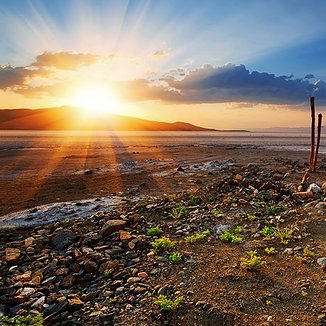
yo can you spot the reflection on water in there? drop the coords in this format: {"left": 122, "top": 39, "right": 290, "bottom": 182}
{"left": 0, "top": 130, "right": 324, "bottom": 153}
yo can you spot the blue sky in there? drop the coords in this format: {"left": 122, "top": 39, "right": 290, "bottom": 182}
{"left": 1, "top": 0, "right": 326, "bottom": 128}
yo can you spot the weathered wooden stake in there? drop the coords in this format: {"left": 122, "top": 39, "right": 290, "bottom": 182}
{"left": 312, "top": 113, "right": 323, "bottom": 171}
{"left": 309, "top": 97, "right": 315, "bottom": 170}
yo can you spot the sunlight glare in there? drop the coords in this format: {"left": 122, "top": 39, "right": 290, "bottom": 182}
{"left": 69, "top": 85, "right": 120, "bottom": 116}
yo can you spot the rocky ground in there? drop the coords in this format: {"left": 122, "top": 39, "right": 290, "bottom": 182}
{"left": 0, "top": 161, "right": 326, "bottom": 325}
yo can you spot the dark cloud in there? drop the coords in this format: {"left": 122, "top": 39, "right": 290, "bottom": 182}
{"left": 31, "top": 51, "right": 101, "bottom": 70}
{"left": 162, "top": 64, "right": 326, "bottom": 105}
{"left": 305, "top": 74, "right": 315, "bottom": 79}
{"left": 0, "top": 65, "right": 40, "bottom": 89}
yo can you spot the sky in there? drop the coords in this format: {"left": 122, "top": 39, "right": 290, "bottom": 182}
{"left": 1, "top": 0, "right": 326, "bottom": 129}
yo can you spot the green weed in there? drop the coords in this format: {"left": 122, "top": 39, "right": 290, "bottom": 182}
{"left": 240, "top": 250, "right": 265, "bottom": 270}
{"left": 151, "top": 237, "right": 175, "bottom": 251}
{"left": 153, "top": 295, "right": 184, "bottom": 311}
{"left": 185, "top": 230, "right": 211, "bottom": 243}
{"left": 147, "top": 227, "right": 164, "bottom": 237}
{"left": 169, "top": 252, "right": 183, "bottom": 263}
{"left": 260, "top": 226, "right": 275, "bottom": 237}
{"left": 0, "top": 313, "right": 43, "bottom": 326}
{"left": 273, "top": 226, "right": 294, "bottom": 244}
{"left": 169, "top": 203, "right": 187, "bottom": 219}
{"left": 219, "top": 230, "right": 242, "bottom": 243}
{"left": 264, "top": 247, "right": 276, "bottom": 255}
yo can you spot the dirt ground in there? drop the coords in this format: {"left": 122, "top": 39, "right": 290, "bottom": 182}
{"left": 1, "top": 143, "right": 325, "bottom": 217}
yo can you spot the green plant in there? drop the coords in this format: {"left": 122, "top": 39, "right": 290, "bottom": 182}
{"left": 240, "top": 250, "right": 265, "bottom": 270}
{"left": 151, "top": 237, "right": 175, "bottom": 251}
{"left": 212, "top": 208, "right": 225, "bottom": 218}
{"left": 147, "top": 227, "right": 164, "bottom": 237}
{"left": 264, "top": 247, "right": 276, "bottom": 255}
{"left": 233, "top": 225, "right": 243, "bottom": 234}
{"left": 227, "top": 197, "right": 237, "bottom": 204}
{"left": 184, "top": 230, "right": 211, "bottom": 243}
{"left": 219, "top": 230, "right": 242, "bottom": 243}
{"left": 247, "top": 214, "right": 257, "bottom": 221}
{"left": 188, "top": 194, "right": 201, "bottom": 205}
{"left": 273, "top": 226, "right": 294, "bottom": 244}
{"left": 301, "top": 290, "right": 308, "bottom": 297}
{"left": 103, "top": 268, "right": 114, "bottom": 277}
{"left": 0, "top": 313, "right": 43, "bottom": 326}
{"left": 169, "top": 203, "right": 187, "bottom": 219}
{"left": 297, "top": 246, "right": 315, "bottom": 263}
{"left": 153, "top": 295, "right": 184, "bottom": 311}
{"left": 266, "top": 205, "right": 280, "bottom": 216}
{"left": 169, "top": 252, "right": 183, "bottom": 263}
{"left": 266, "top": 299, "right": 272, "bottom": 306}
{"left": 260, "top": 226, "right": 275, "bottom": 237}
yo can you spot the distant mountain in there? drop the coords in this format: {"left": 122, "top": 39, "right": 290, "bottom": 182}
{"left": 0, "top": 106, "right": 248, "bottom": 132}
{"left": 0, "top": 106, "right": 214, "bottom": 131}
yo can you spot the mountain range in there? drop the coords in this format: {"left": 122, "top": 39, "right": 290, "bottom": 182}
{"left": 0, "top": 106, "right": 248, "bottom": 132}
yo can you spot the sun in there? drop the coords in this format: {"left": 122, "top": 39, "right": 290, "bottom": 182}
{"left": 68, "top": 84, "right": 120, "bottom": 116}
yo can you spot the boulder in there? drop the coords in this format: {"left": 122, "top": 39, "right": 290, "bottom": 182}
{"left": 100, "top": 220, "right": 127, "bottom": 237}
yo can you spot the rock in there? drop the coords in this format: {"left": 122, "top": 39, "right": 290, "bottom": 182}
{"left": 24, "top": 237, "right": 35, "bottom": 247}
{"left": 322, "top": 182, "right": 326, "bottom": 194}
{"left": 68, "top": 297, "right": 84, "bottom": 310}
{"left": 315, "top": 202, "right": 326, "bottom": 210}
{"left": 157, "top": 286, "right": 168, "bottom": 295}
{"left": 133, "top": 287, "right": 146, "bottom": 294}
{"left": 84, "top": 260, "right": 98, "bottom": 273}
{"left": 119, "top": 230, "right": 132, "bottom": 240}
{"left": 31, "top": 295, "right": 46, "bottom": 308}
{"left": 84, "top": 169, "right": 93, "bottom": 175}
{"left": 127, "top": 277, "right": 141, "bottom": 283}
{"left": 137, "top": 272, "right": 148, "bottom": 279}
{"left": 283, "top": 248, "right": 294, "bottom": 255}
{"left": 51, "top": 231, "right": 77, "bottom": 250}
{"left": 235, "top": 174, "right": 243, "bottom": 182}
{"left": 307, "top": 183, "right": 322, "bottom": 194}
{"left": 56, "top": 268, "right": 69, "bottom": 276}
{"left": 5, "top": 248, "right": 21, "bottom": 263}
{"left": 61, "top": 275, "right": 76, "bottom": 287}
{"left": 14, "top": 271, "right": 32, "bottom": 282}
{"left": 292, "top": 191, "right": 312, "bottom": 200}
{"left": 16, "top": 287, "right": 35, "bottom": 298}
{"left": 177, "top": 166, "right": 184, "bottom": 172}
{"left": 100, "top": 220, "right": 127, "bottom": 237}
{"left": 128, "top": 241, "right": 136, "bottom": 250}
{"left": 317, "top": 257, "right": 326, "bottom": 267}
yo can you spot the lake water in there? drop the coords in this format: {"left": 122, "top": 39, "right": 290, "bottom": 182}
{"left": 0, "top": 130, "right": 325, "bottom": 153}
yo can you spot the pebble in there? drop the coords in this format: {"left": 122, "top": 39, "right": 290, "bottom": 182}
{"left": 317, "top": 257, "right": 326, "bottom": 267}
{"left": 5, "top": 248, "right": 21, "bottom": 263}
{"left": 100, "top": 220, "right": 127, "bottom": 237}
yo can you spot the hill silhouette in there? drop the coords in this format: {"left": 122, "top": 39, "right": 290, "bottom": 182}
{"left": 0, "top": 106, "right": 248, "bottom": 132}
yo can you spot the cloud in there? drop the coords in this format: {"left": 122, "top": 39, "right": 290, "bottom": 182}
{"left": 31, "top": 51, "right": 101, "bottom": 70}
{"left": 305, "top": 74, "right": 315, "bottom": 79}
{"left": 150, "top": 50, "right": 170, "bottom": 59}
{"left": 162, "top": 64, "right": 326, "bottom": 105}
{"left": 0, "top": 65, "right": 39, "bottom": 89}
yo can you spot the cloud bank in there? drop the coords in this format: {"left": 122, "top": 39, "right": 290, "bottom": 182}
{"left": 1, "top": 52, "right": 326, "bottom": 107}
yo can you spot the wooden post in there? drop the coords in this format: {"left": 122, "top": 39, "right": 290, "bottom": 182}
{"left": 309, "top": 97, "right": 315, "bottom": 170}
{"left": 312, "top": 113, "right": 323, "bottom": 171}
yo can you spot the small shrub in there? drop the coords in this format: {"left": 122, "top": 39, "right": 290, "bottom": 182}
{"left": 151, "top": 237, "right": 175, "bottom": 251}
{"left": 266, "top": 205, "right": 280, "bottom": 216}
{"left": 240, "top": 250, "right": 265, "bottom": 270}
{"left": 234, "top": 225, "right": 243, "bottom": 234}
{"left": 260, "top": 226, "right": 275, "bottom": 237}
{"left": 103, "top": 268, "right": 114, "bottom": 277}
{"left": 185, "top": 230, "right": 211, "bottom": 243}
{"left": 212, "top": 208, "right": 225, "bottom": 218}
{"left": 188, "top": 194, "right": 201, "bottom": 205}
{"left": 264, "top": 247, "right": 276, "bottom": 255}
{"left": 297, "top": 246, "right": 315, "bottom": 263}
{"left": 147, "top": 227, "right": 164, "bottom": 237}
{"left": 247, "top": 214, "right": 257, "bottom": 221}
{"left": 169, "top": 252, "right": 183, "bottom": 263}
{"left": 169, "top": 203, "right": 187, "bottom": 219}
{"left": 219, "top": 230, "right": 242, "bottom": 243}
{"left": 273, "top": 226, "right": 294, "bottom": 244}
{"left": 227, "top": 197, "right": 237, "bottom": 204}
{"left": 153, "top": 295, "right": 184, "bottom": 311}
{"left": 0, "top": 313, "right": 43, "bottom": 326}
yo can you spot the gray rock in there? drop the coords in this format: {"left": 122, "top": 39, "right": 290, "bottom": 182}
{"left": 51, "top": 231, "right": 77, "bottom": 250}
{"left": 100, "top": 220, "right": 127, "bottom": 237}
{"left": 317, "top": 257, "right": 326, "bottom": 267}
